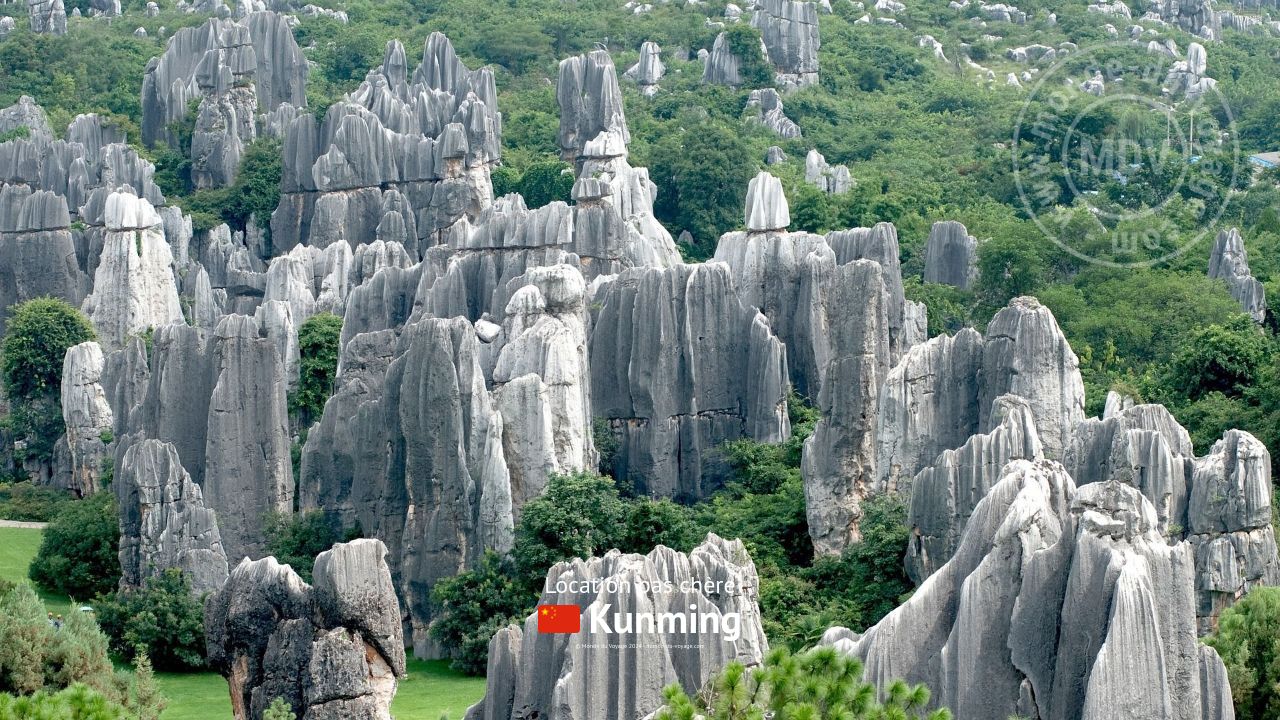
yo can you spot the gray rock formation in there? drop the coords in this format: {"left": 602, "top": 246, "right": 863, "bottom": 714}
{"left": 877, "top": 296, "right": 1085, "bottom": 491}
{"left": 0, "top": 185, "right": 88, "bottom": 335}
{"left": 299, "top": 317, "right": 513, "bottom": 656}
{"left": 0, "top": 96, "right": 53, "bottom": 142}
{"left": 922, "top": 220, "right": 977, "bottom": 289}
{"left": 747, "top": 88, "right": 802, "bottom": 139}
{"left": 81, "top": 191, "right": 185, "bottom": 349}
{"left": 116, "top": 439, "right": 229, "bottom": 595}
{"left": 744, "top": 171, "right": 789, "bottom": 232}
{"left": 271, "top": 33, "right": 500, "bottom": 254}
{"left": 590, "top": 263, "right": 790, "bottom": 499}
{"left": 624, "top": 41, "right": 665, "bottom": 96}
{"left": 702, "top": 31, "right": 749, "bottom": 86}
{"left": 205, "top": 539, "right": 406, "bottom": 720}
{"left": 58, "top": 342, "right": 114, "bottom": 497}
{"left": 905, "top": 394, "right": 1043, "bottom": 582}
{"left": 804, "top": 149, "right": 851, "bottom": 194}
{"left": 465, "top": 534, "right": 767, "bottom": 720}
{"left": 1208, "top": 227, "right": 1265, "bottom": 323}
{"left": 28, "top": 0, "right": 67, "bottom": 35}
{"left": 826, "top": 460, "right": 1237, "bottom": 720}
{"left": 751, "top": 0, "right": 820, "bottom": 89}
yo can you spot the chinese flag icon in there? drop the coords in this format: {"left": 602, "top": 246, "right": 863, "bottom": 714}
{"left": 537, "top": 604, "right": 581, "bottom": 634}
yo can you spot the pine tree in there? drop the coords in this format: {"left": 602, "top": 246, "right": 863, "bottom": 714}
{"left": 127, "top": 651, "right": 167, "bottom": 720}
{"left": 263, "top": 697, "right": 295, "bottom": 720}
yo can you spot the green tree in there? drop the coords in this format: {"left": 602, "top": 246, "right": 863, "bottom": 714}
{"left": 0, "top": 684, "right": 129, "bottom": 719}
{"left": 262, "top": 697, "right": 295, "bottom": 720}
{"left": 125, "top": 652, "right": 166, "bottom": 720}
{"left": 518, "top": 161, "right": 574, "bottom": 208}
{"left": 0, "top": 585, "right": 116, "bottom": 698}
{"left": 1166, "top": 315, "right": 1272, "bottom": 400}
{"left": 28, "top": 493, "right": 120, "bottom": 600}
{"left": 430, "top": 552, "right": 530, "bottom": 675}
{"left": 655, "top": 646, "right": 951, "bottom": 720}
{"left": 291, "top": 313, "right": 343, "bottom": 426}
{"left": 649, "top": 122, "right": 755, "bottom": 256}
{"left": 1205, "top": 586, "right": 1280, "bottom": 719}
{"left": 0, "top": 295, "right": 94, "bottom": 401}
{"left": 618, "top": 499, "right": 699, "bottom": 555}
{"left": 722, "top": 24, "right": 773, "bottom": 88}
{"left": 512, "top": 472, "right": 626, "bottom": 589}
{"left": 95, "top": 570, "right": 207, "bottom": 672}
{"left": 263, "top": 510, "right": 343, "bottom": 583}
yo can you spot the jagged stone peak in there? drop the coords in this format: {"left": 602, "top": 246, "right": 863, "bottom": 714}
{"left": 558, "top": 48, "right": 630, "bottom": 162}
{"left": 923, "top": 220, "right": 977, "bottom": 289}
{"left": 624, "top": 41, "right": 665, "bottom": 95}
{"left": 1208, "top": 226, "right": 1266, "bottom": 323}
{"left": 103, "top": 190, "right": 163, "bottom": 231}
{"left": 0, "top": 96, "right": 53, "bottom": 142}
{"left": 744, "top": 171, "right": 790, "bottom": 232}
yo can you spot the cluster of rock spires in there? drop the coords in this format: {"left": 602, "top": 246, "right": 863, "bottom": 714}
{"left": 205, "top": 539, "right": 406, "bottom": 720}
{"left": 703, "top": 0, "right": 820, "bottom": 89}
{"left": 824, "top": 460, "right": 1240, "bottom": 720}
{"left": 1208, "top": 227, "right": 1266, "bottom": 323}
{"left": 465, "top": 534, "right": 768, "bottom": 720}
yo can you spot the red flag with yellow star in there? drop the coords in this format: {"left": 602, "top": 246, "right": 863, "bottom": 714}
{"left": 537, "top": 604, "right": 580, "bottom": 633}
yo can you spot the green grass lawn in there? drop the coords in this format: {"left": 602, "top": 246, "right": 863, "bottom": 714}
{"left": 1, "top": 526, "right": 488, "bottom": 718}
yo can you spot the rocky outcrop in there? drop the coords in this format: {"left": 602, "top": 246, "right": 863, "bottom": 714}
{"left": 826, "top": 460, "right": 1237, "bottom": 720}
{"left": 271, "top": 33, "right": 500, "bottom": 254}
{"left": 624, "top": 41, "right": 665, "bottom": 96}
{"left": 747, "top": 88, "right": 801, "bottom": 138}
{"left": 0, "top": 185, "right": 87, "bottom": 336}
{"left": 57, "top": 342, "right": 115, "bottom": 497}
{"left": 116, "top": 439, "right": 229, "bottom": 595}
{"left": 1166, "top": 42, "right": 1217, "bottom": 100}
{"left": 465, "top": 534, "right": 767, "bottom": 720}
{"left": 81, "top": 191, "right": 185, "bottom": 349}
{"left": 877, "top": 296, "right": 1085, "bottom": 491}
{"left": 804, "top": 149, "right": 851, "bottom": 194}
{"left": 205, "top": 539, "right": 406, "bottom": 720}
{"left": 0, "top": 96, "right": 53, "bottom": 142}
{"left": 1208, "top": 227, "right": 1265, "bottom": 323}
{"left": 702, "top": 32, "right": 748, "bottom": 87}
{"left": 922, "top": 220, "right": 977, "bottom": 289}
{"left": 589, "top": 263, "right": 790, "bottom": 500}
{"left": 751, "top": 0, "right": 820, "bottom": 89}
{"left": 905, "top": 395, "right": 1043, "bottom": 582}
{"left": 491, "top": 265, "right": 595, "bottom": 516}
{"left": 300, "top": 317, "right": 513, "bottom": 656}
{"left": 28, "top": 0, "right": 67, "bottom": 35}
{"left": 744, "top": 171, "right": 789, "bottom": 232}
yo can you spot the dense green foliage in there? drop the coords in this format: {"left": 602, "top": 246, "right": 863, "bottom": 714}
{"left": 95, "top": 570, "right": 208, "bottom": 672}
{"left": 291, "top": 312, "right": 344, "bottom": 426}
{"left": 655, "top": 646, "right": 951, "bottom": 720}
{"left": 0, "top": 684, "right": 129, "bottom": 720}
{"left": 180, "top": 137, "right": 284, "bottom": 237}
{"left": 1206, "top": 586, "right": 1280, "bottom": 719}
{"left": 28, "top": 493, "right": 120, "bottom": 600}
{"left": 0, "top": 585, "right": 114, "bottom": 697}
{"left": 0, "top": 299, "right": 96, "bottom": 469}
{"left": 0, "top": 482, "right": 73, "bottom": 522}
{"left": 429, "top": 552, "right": 529, "bottom": 675}
{"left": 262, "top": 698, "right": 295, "bottom": 720}
{"left": 263, "top": 509, "right": 349, "bottom": 583}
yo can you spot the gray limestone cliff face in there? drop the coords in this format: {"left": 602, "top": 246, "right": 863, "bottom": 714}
{"left": 81, "top": 191, "right": 186, "bottom": 349}
{"left": 702, "top": 32, "right": 747, "bottom": 87}
{"left": 58, "top": 342, "right": 115, "bottom": 497}
{"left": 825, "top": 460, "right": 1236, "bottom": 720}
{"left": 204, "top": 314, "right": 293, "bottom": 563}
{"left": 205, "top": 539, "right": 406, "bottom": 720}
{"left": 922, "top": 220, "right": 977, "bottom": 290}
{"left": 804, "top": 149, "right": 851, "bottom": 194}
{"left": 0, "top": 186, "right": 88, "bottom": 335}
{"left": 589, "top": 263, "right": 790, "bottom": 500}
{"left": 876, "top": 296, "right": 1085, "bottom": 491}
{"left": 557, "top": 49, "right": 630, "bottom": 164}
{"left": 751, "top": 0, "right": 820, "bottom": 89}
{"left": 800, "top": 259, "right": 891, "bottom": 553}
{"left": 116, "top": 439, "right": 229, "bottom": 595}
{"left": 905, "top": 394, "right": 1043, "bottom": 582}
{"left": 465, "top": 534, "right": 768, "bottom": 720}
{"left": 299, "top": 317, "right": 513, "bottom": 657}
{"left": 28, "top": 0, "right": 67, "bottom": 35}
{"left": 492, "top": 265, "right": 596, "bottom": 516}
{"left": 0, "top": 96, "right": 53, "bottom": 142}
{"left": 271, "top": 32, "right": 500, "bottom": 254}
{"left": 1208, "top": 227, "right": 1266, "bottom": 323}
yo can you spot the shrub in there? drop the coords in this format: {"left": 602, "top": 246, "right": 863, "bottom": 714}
{"left": 1206, "top": 586, "right": 1280, "bottom": 719}
{"left": 262, "top": 697, "right": 295, "bottom": 720}
{"left": 263, "top": 510, "right": 343, "bottom": 583}
{"left": 430, "top": 552, "right": 531, "bottom": 675}
{"left": 28, "top": 493, "right": 120, "bottom": 600}
{"left": 722, "top": 24, "right": 773, "bottom": 87}
{"left": 655, "top": 646, "right": 951, "bottom": 720}
{"left": 0, "top": 585, "right": 115, "bottom": 698}
{"left": 95, "top": 570, "right": 207, "bottom": 671}
{"left": 0, "top": 684, "right": 129, "bottom": 719}
{"left": 291, "top": 313, "right": 343, "bottom": 426}
{"left": 0, "top": 482, "right": 74, "bottom": 522}
{"left": 512, "top": 471, "right": 627, "bottom": 590}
